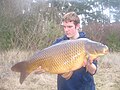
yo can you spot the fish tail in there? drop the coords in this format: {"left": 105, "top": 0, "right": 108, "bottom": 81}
{"left": 11, "top": 61, "right": 30, "bottom": 84}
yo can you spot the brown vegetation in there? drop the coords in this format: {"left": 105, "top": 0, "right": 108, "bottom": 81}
{"left": 83, "top": 22, "right": 120, "bottom": 52}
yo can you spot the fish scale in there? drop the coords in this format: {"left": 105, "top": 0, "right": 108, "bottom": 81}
{"left": 11, "top": 38, "right": 109, "bottom": 84}
{"left": 27, "top": 40, "right": 85, "bottom": 74}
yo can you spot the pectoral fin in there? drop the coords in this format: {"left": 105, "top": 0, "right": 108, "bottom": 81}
{"left": 61, "top": 71, "right": 73, "bottom": 80}
{"left": 34, "top": 66, "right": 45, "bottom": 74}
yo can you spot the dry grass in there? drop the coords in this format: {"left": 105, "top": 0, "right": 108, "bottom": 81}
{"left": 94, "top": 52, "right": 120, "bottom": 90}
{"left": 0, "top": 50, "right": 120, "bottom": 90}
{"left": 0, "top": 50, "right": 57, "bottom": 90}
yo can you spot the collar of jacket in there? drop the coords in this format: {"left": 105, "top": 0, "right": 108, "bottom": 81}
{"left": 62, "top": 31, "right": 86, "bottom": 40}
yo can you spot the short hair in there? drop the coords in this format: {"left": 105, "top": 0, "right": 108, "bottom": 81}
{"left": 62, "top": 12, "right": 80, "bottom": 25}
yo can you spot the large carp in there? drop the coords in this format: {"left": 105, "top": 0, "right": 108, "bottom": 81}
{"left": 11, "top": 38, "right": 109, "bottom": 84}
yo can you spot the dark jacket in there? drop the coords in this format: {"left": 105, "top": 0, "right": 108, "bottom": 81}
{"left": 53, "top": 32, "right": 97, "bottom": 90}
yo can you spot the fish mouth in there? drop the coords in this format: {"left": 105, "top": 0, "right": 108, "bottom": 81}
{"left": 103, "top": 45, "right": 109, "bottom": 54}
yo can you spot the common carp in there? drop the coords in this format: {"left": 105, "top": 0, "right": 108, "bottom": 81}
{"left": 11, "top": 38, "right": 109, "bottom": 84}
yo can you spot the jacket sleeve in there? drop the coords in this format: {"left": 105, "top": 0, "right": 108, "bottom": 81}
{"left": 52, "top": 38, "right": 61, "bottom": 45}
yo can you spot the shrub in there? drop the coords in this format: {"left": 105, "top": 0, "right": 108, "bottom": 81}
{"left": 82, "top": 22, "right": 120, "bottom": 52}
{"left": 106, "top": 32, "right": 120, "bottom": 52}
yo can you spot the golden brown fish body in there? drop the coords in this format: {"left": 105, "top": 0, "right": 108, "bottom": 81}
{"left": 27, "top": 40, "right": 86, "bottom": 74}
{"left": 11, "top": 38, "right": 109, "bottom": 84}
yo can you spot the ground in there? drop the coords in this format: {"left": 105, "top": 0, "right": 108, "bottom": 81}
{"left": 0, "top": 50, "right": 120, "bottom": 90}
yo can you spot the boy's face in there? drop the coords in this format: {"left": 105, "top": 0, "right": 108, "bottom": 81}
{"left": 62, "top": 21, "right": 80, "bottom": 39}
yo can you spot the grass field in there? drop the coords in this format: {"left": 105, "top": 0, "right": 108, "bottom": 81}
{"left": 0, "top": 50, "right": 120, "bottom": 90}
